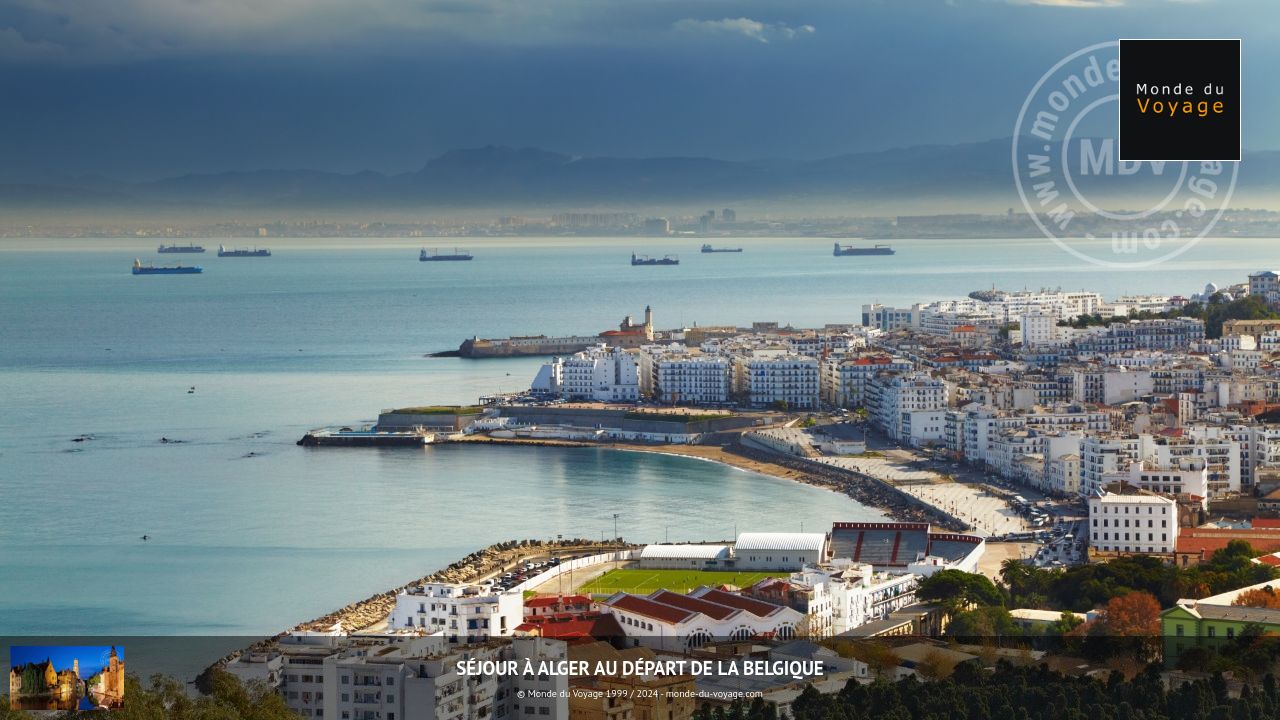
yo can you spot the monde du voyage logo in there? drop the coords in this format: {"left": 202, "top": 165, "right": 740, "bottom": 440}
{"left": 1012, "top": 40, "right": 1241, "bottom": 268}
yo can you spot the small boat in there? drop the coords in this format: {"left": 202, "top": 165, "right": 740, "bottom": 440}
{"left": 218, "top": 245, "right": 271, "bottom": 257}
{"left": 132, "top": 259, "right": 202, "bottom": 275}
{"left": 701, "top": 244, "right": 743, "bottom": 253}
{"left": 832, "top": 242, "right": 894, "bottom": 256}
{"left": 420, "top": 248, "right": 473, "bottom": 261}
{"left": 631, "top": 253, "right": 679, "bottom": 266}
{"left": 158, "top": 244, "right": 205, "bottom": 254}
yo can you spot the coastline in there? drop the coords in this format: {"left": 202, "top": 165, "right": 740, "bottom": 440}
{"left": 451, "top": 435, "right": 965, "bottom": 529}
{"left": 203, "top": 434, "right": 968, "bottom": 683}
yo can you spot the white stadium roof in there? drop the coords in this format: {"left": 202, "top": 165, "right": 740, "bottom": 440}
{"left": 640, "top": 544, "right": 730, "bottom": 560}
{"left": 734, "top": 532, "right": 828, "bottom": 552}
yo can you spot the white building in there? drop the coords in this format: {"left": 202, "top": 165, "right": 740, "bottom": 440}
{"left": 737, "top": 354, "right": 820, "bottom": 410}
{"left": 821, "top": 564, "right": 920, "bottom": 635}
{"left": 1249, "top": 270, "right": 1280, "bottom": 304}
{"left": 644, "top": 348, "right": 732, "bottom": 405}
{"left": 733, "top": 532, "right": 829, "bottom": 571}
{"left": 1079, "top": 436, "right": 1141, "bottom": 496}
{"left": 820, "top": 354, "right": 914, "bottom": 408}
{"left": 1020, "top": 311, "right": 1060, "bottom": 348}
{"left": 868, "top": 372, "right": 949, "bottom": 444}
{"left": 533, "top": 344, "right": 639, "bottom": 402}
{"left": 227, "top": 634, "right": 567, "bottom": 720}
{"left": 638, "top": 544, "right": 731, "bottom": 570}
{"left": 1071, "top": 366, "right": 1154, "bottom": 405}
{"left": 389, "top": 583, "right": 524, "bottom": 644}
{"left": 600, "top": 588, "right": 805, "bottom": 652}
{"left": 1088, "top": 491, "right": 1178, "bottom": 555}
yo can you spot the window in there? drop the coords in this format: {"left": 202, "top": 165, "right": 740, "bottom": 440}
{"left": 1208, "top": 627, "right": 1216, "bottom": 638}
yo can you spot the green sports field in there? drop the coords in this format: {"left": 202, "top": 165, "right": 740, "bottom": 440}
{"left": 578, "top": 568, "right": 788, "bottom": 596}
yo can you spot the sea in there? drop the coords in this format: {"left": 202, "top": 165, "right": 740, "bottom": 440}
{"left": 0, "top": 234, "right": 1272, "bottom": 642}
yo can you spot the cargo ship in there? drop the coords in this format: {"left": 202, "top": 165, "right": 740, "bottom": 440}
{"left": 832, "top": 242, "right": 894, "bottom": 256}
{"left": 157, "top": 243, "right": 205, "bottom": 253}
{"left": 218, "top": 245, "right": 271, "bottom": 257}
{"left": 631, "top": 253, "right": 679, "bottom": 266}
{"left": 420, "top": 248, "right": 474, "bottom": 261}
{"left": 701, "top": 244, "right": 743, "bottom": 253}
{"left": 132, "top": 259, "right": 202, "bottom": 275}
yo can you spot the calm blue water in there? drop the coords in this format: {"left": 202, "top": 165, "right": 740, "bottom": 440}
{"left": 0, "top": 235, "right": 1271, "bottom": 636}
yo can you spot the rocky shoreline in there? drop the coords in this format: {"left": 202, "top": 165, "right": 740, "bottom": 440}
{"left": 722, "top": 442, "right": 967, "bottom": 531}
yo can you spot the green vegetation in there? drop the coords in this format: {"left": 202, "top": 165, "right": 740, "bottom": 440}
{"left": 697, "top": 662, "right": 1280, "bottom": 720}
{"left": 1056, "top": 294, "right": 1280, "bottom": 339}
{"left": 1002, "top": 541, "right": 1278, "bottom": 612}
{"left": 390, "top": 405, "right": 484, "bottom": 415}
{"left": 916, "top": 569, "right": 1006, "bottom": 613}
{"left": 621, "top": 411, "right": 726, "bottom": 423}
{"left": 579, "top": 568, "right": 786, "bottom": 595}
{"left": 1, "top": 671, "right": 296, "bottom": 720}
{"left": 1180, "top": 295, "right": 1280, "bottom": 339}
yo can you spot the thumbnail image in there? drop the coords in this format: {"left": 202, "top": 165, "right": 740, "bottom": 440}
{"left": 8, "top": 646, "right": 125, "bottom": 712}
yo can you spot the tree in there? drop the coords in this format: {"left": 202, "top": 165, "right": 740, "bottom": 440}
{"left": 947, "top": 606, "right": 1020, "bottom": 641}
{"left": 1234, "top": 586, "right": 1280, "bottom": 609}
{"left": 1097, "top": 591, "right": 1162, "bottom": 661}
{"left": 915, "top": 649, "right": 961, "bottom": 680}
{"left": 917, "top": 569, "right": 1006, "bottom": 614}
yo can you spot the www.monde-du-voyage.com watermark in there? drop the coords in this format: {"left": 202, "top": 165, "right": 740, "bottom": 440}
{"left": 1012, "top": 41, "right": 1238, "bottom": 268}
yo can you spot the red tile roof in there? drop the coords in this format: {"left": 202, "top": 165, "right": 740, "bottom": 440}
{"left": 604, "top": 594, "right": 695, "bottom": 624}
{"left": 1177, "top": 528, "right": 1280, "bottom": 556}
{"left": 691, "top": 588, "right": 783, "bottom": 618}
{"left": 519, "top": 613, "right": 625, "bottom": 640}
{"left": 648, "top": 590, "right": 738, "bottom": 621}
{"left": 1254, "top": 519, "right": 1280, "bottom": 529}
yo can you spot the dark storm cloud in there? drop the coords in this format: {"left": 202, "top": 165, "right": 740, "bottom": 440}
{"left": 0, "top": 0, "right": 1271, "bottom": 179}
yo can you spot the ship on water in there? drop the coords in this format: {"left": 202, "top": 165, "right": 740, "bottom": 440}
{"left": 420, "top": 248, "right": 474, "bottom": 261}
{"left": 157, "top": 243, "right": 206, "bottom": 254}
{"left": 701, "top": 244, "right": 743, "bottom": 253}
{"left": 132, "top": 258, "right": 202, "bottom": 275}
{"left": 832, "top": 241, "right": 894, "bottom": 256}
{"left": 631, "top": 253, "right": 679, "bottom": 266}
{"left": 218, "top": 244, "right": 271, "bottom": 257}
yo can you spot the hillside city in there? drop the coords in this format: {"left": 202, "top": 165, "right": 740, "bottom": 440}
{"left": 191, "top": 267, "right": 1280, "bottom": 720}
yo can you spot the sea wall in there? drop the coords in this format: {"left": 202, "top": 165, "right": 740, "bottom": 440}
{"left": 727, "top": 442, "right": 968, "bottom": 532}
{"left": 495, "top": 406, "right": 773, "bottom": 435}
{"left": 377, "top": 411, "right": 482, "bottom": 431}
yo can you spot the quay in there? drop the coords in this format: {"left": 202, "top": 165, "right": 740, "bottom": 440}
{"left": 297, "top": 428, "right": 434, "bottom": 447}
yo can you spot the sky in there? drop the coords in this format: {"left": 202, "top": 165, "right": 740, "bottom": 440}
{"left": 0, "top": 0, "right": 1275, "bottom": 181}
{"left": 9, "top": 645, "right": 122, "bottom": 678}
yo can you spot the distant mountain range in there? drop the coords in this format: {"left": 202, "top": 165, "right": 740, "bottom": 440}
{"left": 4, "top": 139, "right": 1279, "bottom": 211}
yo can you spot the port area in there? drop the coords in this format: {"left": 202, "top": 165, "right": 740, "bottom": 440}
{"left": 297, "top": 427, "right": 434, "bottom": 447}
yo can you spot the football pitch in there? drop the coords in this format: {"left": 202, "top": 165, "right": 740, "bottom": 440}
{"left": 578, "top": 568, "right": 788, "bottom": 596}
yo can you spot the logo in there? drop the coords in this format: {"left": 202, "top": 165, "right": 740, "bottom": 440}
{"left": 1012, "top": 41, "right": 1238, "bottom": 268}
